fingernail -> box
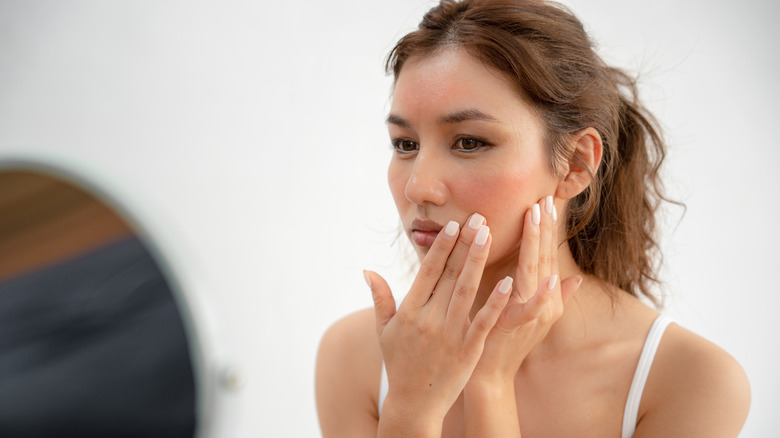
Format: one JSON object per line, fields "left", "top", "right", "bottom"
{"left": 532, "top": 204, "right": 541, "bottom": 226}
{"left": 474, "top": 225, "right": 489, "bottom": 246}
{"left": 468, "top": 213, "right": 485, "bottom": 230}
{"left": 552, "top": 204, "right": 558, "bottom": 224}
{"left": 499, "top": 276, "right": 513, "bottom": 295}
{"left": 544, "top": 196, "right": 554, "bottom": 216}
{"left": 547, "top": 274, "right": 558, "bottom": 291}
{"left": 444, "top": 220, "right": 459, "bottom": 237}
{"left": 363, "top": 270, "right": 372, "bottom": 288}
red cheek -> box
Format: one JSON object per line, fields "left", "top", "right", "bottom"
{"left": 461, "top": 170, "right": 537, "bottom": 214}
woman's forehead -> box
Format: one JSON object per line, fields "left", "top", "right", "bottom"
{"left": 390, "top": 48, "right": 539, "bottom": 128}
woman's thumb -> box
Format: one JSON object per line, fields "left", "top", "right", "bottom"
{"left": 364, "top": 270, "right": 396, "bottom": 333}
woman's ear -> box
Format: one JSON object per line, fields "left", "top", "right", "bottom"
{"left": 555, "top": 127, "right": 603, "bottom": 200}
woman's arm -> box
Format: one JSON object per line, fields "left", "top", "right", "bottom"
{"left": 463, "top": 378, "right": 522, "bottom": 437}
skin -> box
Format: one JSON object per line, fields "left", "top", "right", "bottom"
{"left": 316, "top": 48, "right": 750, "bottom": 437}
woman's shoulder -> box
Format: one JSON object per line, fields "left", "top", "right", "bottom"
{"left": 318, "top": 307, "right": 382, "bottom": 367}
{"left": 317, "top": 307, "right": 382, "bottom": 391}
{"left": 316, "top": 308, "right": 383, "bottom": 436}
{"left": 636, "top": 320, "right": 751, "bottom": 437}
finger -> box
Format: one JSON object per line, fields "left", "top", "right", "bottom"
{"left": 515, "top": 203, "right": 540, "bottom": 302}
{"left": 464, "top": 276, "right": 513, "bottom": 354}
{"left": 538, "top": 195, "right": 555, "bottom": 287}
{"left": 445, "top": 224, "right": 491, "bottom": 325}
{"left": 560, "top": 275, "right": 583, "bottom": 304}
{"left": 503, "top": 275, "right": 556, "bottom": 327}
{"left": 401, "top": 220, "right": 461, "bottom": 309}
{"left": 548, "top": 199, "right": 563, "bottom": 308}
{"left": 550, "top": 198, "right": 560, "bottom": 279}
{"left": 428, "top": 213, "right": 486, "bottom": 308}
{"left": 365, "top": 270, "right": 396, "bottom": 335}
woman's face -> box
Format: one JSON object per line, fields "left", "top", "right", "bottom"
{"left": 387, "top": 48, "right": 560, "bottom": 267}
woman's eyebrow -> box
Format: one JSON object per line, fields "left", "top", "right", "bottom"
{"left": 440, "top": 109, "right": 499, "bottom": 124}
{"left": 386, "top": 114, "right": 408, "bottom": 127}
{"left": 386, "top": 109, "right": 499, "bottom": 127}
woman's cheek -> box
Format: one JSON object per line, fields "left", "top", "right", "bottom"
{"left": 465, "top": 167, "right": 538, "bottom": 216}
{"left": 464, "top": 170, "right": 541, "bottom": 259}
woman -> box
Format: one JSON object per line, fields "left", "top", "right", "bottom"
{"left": 316, "top": 0, "right": 750, "bottom": 436}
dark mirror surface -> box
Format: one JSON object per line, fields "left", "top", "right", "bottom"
{"left": 0, "top": 169, "right": 196, "bottom": 437}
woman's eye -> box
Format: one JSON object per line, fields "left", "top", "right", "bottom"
{"left": 455, "top": 137, "right": 486, "bottom": 151}
{"left": 393, "top": 139, "right": 419, "bottom": 153}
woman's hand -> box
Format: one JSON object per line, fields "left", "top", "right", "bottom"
{"left": 365, "top": 213, "right": 513, "bottom": 436}
{"left": 463, "top": 196, "right": 582, "bottom": 437}
{"left": 471, "top": 196, "right": 581, "bottom": 383}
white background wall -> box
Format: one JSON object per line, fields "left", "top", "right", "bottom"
{"left": 1, "top": 0, "right": 777, "bottom": 436}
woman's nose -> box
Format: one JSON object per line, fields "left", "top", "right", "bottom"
{"left": 404, "top": 152, "right": 448, "bottom": 206}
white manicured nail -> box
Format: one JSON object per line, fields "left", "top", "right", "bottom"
{"left": 444, "top": 220, "right": 459, "bottom": 237}
{"left": 532, "top": 204, "right": 541, "bottom": 226}
{"left": 499, "top": 276, "right": 513, "bottom": 295}
{"left": 552, "top": 204, "right": 558, "bottom": 224}
{"left": 547, "top": 274, "right": 558, "bottom": 291}
{"left": 545, "top": 196, "right": 554, "bottom": 215}
{"left": 363, "top": 270, "right": 372, "bottom": 288}
{"left": 468, "top": 213, "right": 485, "bottom": 230}
{"left": 475, "top": 225, "right": 489, "bottom": 246}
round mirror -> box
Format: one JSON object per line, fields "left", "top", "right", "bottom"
{"left": 0, "top": 165, "right": 198, "bottom": 437}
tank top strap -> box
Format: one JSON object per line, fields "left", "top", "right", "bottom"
{"left": 378, "top": 362, "right": 389, "bottom": 416}
{"left": 621, "top": 314, "right": 674, "bottom": 438}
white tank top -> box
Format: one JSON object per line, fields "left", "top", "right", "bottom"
{"left": 377, "top": 315, "right": 673, "bottom": 438}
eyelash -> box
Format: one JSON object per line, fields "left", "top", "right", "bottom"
{"left": 392, "top": 139, "right": 419, "bottom": 154}
{"left": 454, "top": 137, "right": 489, "bottom": 152}
{"left": 391, "top": 137, "right": 491, "bottom": 154}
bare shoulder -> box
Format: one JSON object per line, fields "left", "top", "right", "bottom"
{"left": 636, "top": 322, "right": 751, "bottom": 437}
{"left": 315, "top": 308, "right": 382, "bottom": 437}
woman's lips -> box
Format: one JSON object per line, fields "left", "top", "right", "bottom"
{"left": 412, "top": 230, "right": 439, "bottom": 247}
{"left": 410, "top": 219, "right": 443, "bottom": 247}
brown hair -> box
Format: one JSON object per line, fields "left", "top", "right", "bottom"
{"left": 386, "top": 0, "right": 671, "bottom": 304}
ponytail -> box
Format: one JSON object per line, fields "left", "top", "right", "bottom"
{"left": 567, "top": 68, "right": 668, "bottom": 305}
